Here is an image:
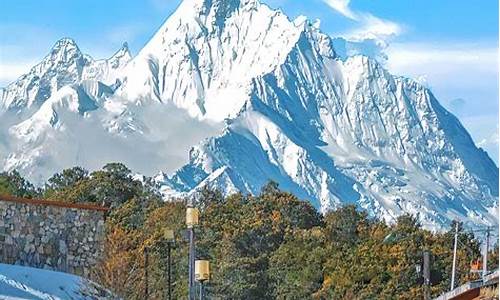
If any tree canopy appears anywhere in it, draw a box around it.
[0,167,494,299]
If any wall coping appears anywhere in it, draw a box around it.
[0,194,109,212]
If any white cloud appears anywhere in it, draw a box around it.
[322,0,403,40]
[323,0,357,20]
[352,13,402,40]
[387,43,497,72]
[0,62,34,86]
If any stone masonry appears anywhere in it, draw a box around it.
[0,195,108,277]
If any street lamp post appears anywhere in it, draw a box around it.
[186,207,200,300]
[423,250,431,300]
[144,246,149,299]
[164,229,175,300]
[482,227,490,279]
[451,222,459,291]
[195,260,210,300]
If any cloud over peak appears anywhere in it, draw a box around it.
[322,0,403,40]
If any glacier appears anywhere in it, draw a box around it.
[0,0,498,231]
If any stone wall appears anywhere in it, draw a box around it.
[0,196,107,277]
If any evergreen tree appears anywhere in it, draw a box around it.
[22,165,489,299]
[0,170,38,198]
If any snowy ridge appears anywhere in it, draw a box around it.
[0,38,130,113]
[0,0,498,230]
[117,0,308,120]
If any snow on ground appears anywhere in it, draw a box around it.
[0,264,116,300]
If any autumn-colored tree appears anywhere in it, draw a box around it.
[6,166,490,299]
[92,225,143,298]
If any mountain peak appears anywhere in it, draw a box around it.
[3,0,492,232]
[0,37,129,111]
[51,37,81,54]
[195,0,258,9]
[176,0,259,19]
[121,42,129,51]
[112,42,131,59]
[107,42,132,70]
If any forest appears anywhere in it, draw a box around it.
[0,163,497,299]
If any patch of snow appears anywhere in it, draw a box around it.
[0,263,116,300]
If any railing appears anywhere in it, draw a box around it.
[433,281,482,300]
[433,269,499,300]
[483,270,499,285]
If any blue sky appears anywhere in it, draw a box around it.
[0,0,498,162]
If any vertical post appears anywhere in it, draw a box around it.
[451,223,459,291]
[189,227,195,300]
[167,242,172,300]
[186,207,199,300]
[144,247,149,299]
[195,260,210,300]
[163,229,175,300]
[482,227,490,279]
[423,250,431,300]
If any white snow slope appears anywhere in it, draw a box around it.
[0,0,498,231]
[0,263,116,300]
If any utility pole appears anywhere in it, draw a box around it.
[482,227,490,279]
[167,242,172,300]
[144,246,149,299]
[163,228,175,300]
[423,250,431,300]
[199,282,205,300]
[450,222,459,291]
[189,228,195,299]
[186,207,200,300]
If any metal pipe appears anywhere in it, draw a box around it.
[167,242,172,300]
[145,246,149,299]
[423,250,431,300]
[186,207,199,300]
[450,223,459,291]
[188,227,195,300]
[482,227,490,279]
[199,282,204,300]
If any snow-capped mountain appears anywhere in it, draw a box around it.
[0,38,130,114]
[1,0,497,230]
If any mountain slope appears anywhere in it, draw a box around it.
[0,0,497,230]
[146,0,498,230]
[0,38,130,114]
[116,0,307,120]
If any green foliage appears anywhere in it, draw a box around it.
[2,167,489,299]
[0,170,39,198]
[324,204,369,248]
[42,163,162,208]
[47,166,89,191]
[268,229,326,299]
